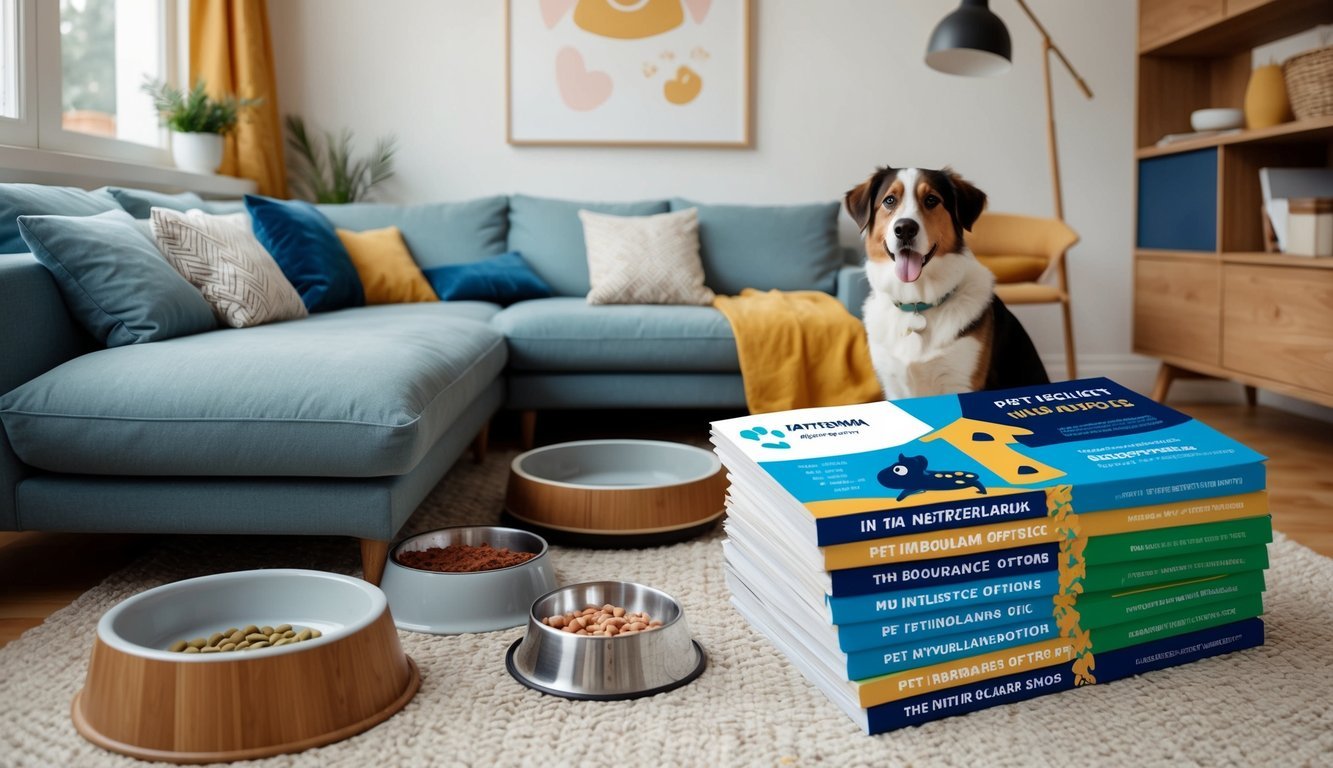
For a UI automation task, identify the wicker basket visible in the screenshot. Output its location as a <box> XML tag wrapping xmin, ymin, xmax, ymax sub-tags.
<box><xmin>1283</xmin><ymin>45</ymin><xmax>1333</xmax><ymax>120</ymax></box>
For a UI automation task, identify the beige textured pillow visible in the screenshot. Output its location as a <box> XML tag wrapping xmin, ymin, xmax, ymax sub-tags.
<box><xmin>150</xmin><ymin>207</ymin><xmax>307</xmax><ymax>328</ymax></box>
<box><xmin>579</xmin><ymin>208</ymin><xmax>715</xmax><ymax>306</ymax></box>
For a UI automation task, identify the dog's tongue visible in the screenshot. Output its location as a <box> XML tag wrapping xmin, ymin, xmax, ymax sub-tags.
<box><xmin>896</xmin><ymin>250</ymin><xmax>924</xmax><ymax>283</ymax></box>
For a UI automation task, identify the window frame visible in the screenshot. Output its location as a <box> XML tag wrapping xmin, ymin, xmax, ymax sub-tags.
<box><xmin>0</xmin><ymin>0</ymin><xmax>38</xmax><ymax>147</ymax></box>
<box><xmin>34</xmin><ymin>0</ymin><xmax>177</xmax><ymax>167</ymax></box>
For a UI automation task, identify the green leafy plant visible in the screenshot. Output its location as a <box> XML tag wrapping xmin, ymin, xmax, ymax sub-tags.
<box><xmin>141</xmin><ymin>77</ymin><xmax>261</xmax><ymax>134</ymax></box>
<box><xmin>284</xmin><ymin>115</ymin><xmax>397</xmax><ymax>204</ymax></box>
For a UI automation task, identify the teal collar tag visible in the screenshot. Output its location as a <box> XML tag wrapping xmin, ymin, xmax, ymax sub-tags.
<box><xmin>894</xmin><ymin>289</ymin><xmax>955</xmax><ymax>313</ymax></box>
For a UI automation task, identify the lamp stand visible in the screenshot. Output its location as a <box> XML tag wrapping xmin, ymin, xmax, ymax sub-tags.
<box><xmin>1014</xmin><ymin>0</ymin><xmax>1093</xmax><ymax>222</ymax></box>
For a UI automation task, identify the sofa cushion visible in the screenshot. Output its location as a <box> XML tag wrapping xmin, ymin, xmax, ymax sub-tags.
<box><xmin>0</xmin><ymin>304</ymin><xmax>507</xmax><ymax>477</ymax></box>
<box><xmin>424</xmin><ymin>251</ymin><xmax>553</xmax><ymax>306</ymax></box>
<box><xmin>150</xmin><ymin>208</ymin><xmax>308</xmax><ymax>328</ymax></box>
<box><xmin>669</xmin><ymin>198</ymin><xmax>841</xmax><ymax>295</ymax></box>
<box><xmin>247</xmin><ymin>194</ymin><xmax>365</xmax><ymax>312</ymax></box>
<box><xmin>318</xmin><ymin>196</ymin><xmax>509</xmax><ymax>269</ymax></box>
<box><xmin>0</xmin><ymin>183</ymin><xmax>121</xmax><ymax>253</ymax></box>
<box><xmin>491</xmin><ymin>297</ymin><xmax>738</xmax><ymax>372</ymax></box>
<box><xmin>18</xmin><ymin>210</ymin><xmax>218</xmax><ymax>346</ymax></box>
<box><xmin>336</xmin><ymin>225</ymin><xmax>439</xmax><ymax>304</ymax></box>
<box><xmin>507</xmin><ymin>194</ymin><xmax>669</xmax><ymax>297</ymax></box>
<box><xmin>102</xmin><ymin>187</ymin><xmax>205</xmax><ymax>218</ymax></box>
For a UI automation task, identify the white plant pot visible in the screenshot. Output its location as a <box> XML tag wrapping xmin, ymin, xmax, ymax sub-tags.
<box><xmin>171</xmin><ymin>132</ymin><xmax>224</xmax><ymax>175</ymax></box>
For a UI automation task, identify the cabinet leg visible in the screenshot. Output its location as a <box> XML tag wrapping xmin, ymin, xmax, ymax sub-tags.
<box><xmin>1151</xmin><ymin>363</ymin><xmax>1176</xmax><ymax>403</ymax></box>
<box><xmin>1060</xmin><ymin>299</ymin><xmax>1077</xmax><ymax>380</ymax></box>
<box><xmin>360</xmin><ymin>538</ymin><xmax>389</xmax><ymax>586</ymax></box>
<box><xmin>471</xmin><ymin>420</ymin><xmax>489</xmax><ymax>464</ymax></box>
<box><xmin>1244</xmin><ymin>385</ymin><xmax>1258</xmax><ymax>408</ymax></box>
<box><xmin>520</xmin><ymin>410</ymin><xmax>537</xmax><ymax>451</ymax></box>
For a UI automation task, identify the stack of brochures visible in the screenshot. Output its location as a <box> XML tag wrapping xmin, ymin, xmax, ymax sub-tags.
<box><xmin>712</xmin><ymin>378</ymin><xmax>1270</xmax><ymax>734</ymax></box>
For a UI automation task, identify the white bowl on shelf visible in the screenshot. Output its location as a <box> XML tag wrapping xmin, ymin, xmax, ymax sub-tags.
<box><xmin>1190</xmin><ymin>108</ymin><xmax>1244</xmax><ymax>131</ymax></box>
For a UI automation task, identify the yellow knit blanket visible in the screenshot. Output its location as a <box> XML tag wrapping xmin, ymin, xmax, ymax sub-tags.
<box><xmin>713</xmin><ymin>289</ymin><xmax>883</xmax><ymax>414</ymax></box>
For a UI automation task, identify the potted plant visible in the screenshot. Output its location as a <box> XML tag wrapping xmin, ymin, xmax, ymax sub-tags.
<box><xmin>142</xmin><ymin>78</ymin><xmax>262</xmax><ymax>174</ymax></box>
<box><xmin>284</xmin><ymin>115</ymin><xmax>397</xmax><ymax>203</ymax></box>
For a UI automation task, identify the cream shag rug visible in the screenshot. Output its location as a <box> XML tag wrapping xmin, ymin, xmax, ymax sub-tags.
<box><xmin>3</xmin><ymin>451</ymin><xmax>1331</xmax><ymax>768</ymax></box>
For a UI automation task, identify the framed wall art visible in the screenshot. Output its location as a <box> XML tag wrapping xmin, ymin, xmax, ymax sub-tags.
<box><xmin>506</xmin><ymin>0</ymin><xmax>753</xmax><ymax>147</ymax></box>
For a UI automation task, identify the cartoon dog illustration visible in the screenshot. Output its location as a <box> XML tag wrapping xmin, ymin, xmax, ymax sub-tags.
<box><xmin>877</xmin><ymin>454</ymin><xmax>986</xmax><ymax>501</ymax></box>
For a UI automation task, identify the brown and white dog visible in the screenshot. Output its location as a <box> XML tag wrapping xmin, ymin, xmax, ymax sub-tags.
<box><xmin>844</xmin><ymin>166</ymin><xmax>1049</xmax><ymax>400</ymax></box>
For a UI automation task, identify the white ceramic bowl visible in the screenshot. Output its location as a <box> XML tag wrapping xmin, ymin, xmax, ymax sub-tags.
<box><xmin>1190</xmin><ymin>108</ymin><xmax>1244</xmax><ymax>131</ymax></box>
<box><xmin>380</xmin><ymin>525</ymin><xmax>558</xmax><ymax>634</ymax></box>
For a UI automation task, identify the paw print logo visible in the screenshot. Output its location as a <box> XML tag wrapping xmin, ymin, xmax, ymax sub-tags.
<box><xmin>739</xmin><ymin>426</ymin><xmax>790</xmax><ymax>450</ymax></box>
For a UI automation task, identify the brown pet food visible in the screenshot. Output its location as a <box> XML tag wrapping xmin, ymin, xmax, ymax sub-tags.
<box><xmin>541</xmin><ymin>604</ymin><xmax>664</xmax><ymax>636</ymax></box>
<box><xmin>168</xmin><ymin>624</ymin><xmax>321</xmax><ymax>653</ymax></box>
<box><xmin>395</xmin><ymin>543</ymin><xmax>536</xmax><ymax>572</ymax></box>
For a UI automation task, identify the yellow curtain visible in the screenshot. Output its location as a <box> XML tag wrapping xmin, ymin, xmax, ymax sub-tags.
<box><xmin>189</xmin><ymin>0</ymin><xmax>286</xmax><ymax>197</ymax></box>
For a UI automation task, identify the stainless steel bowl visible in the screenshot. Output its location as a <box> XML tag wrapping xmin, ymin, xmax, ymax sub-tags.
<box><xmin>506</xmin><ymin>581</ymin><xmax>707</xmax><ymax>700</ymax></box>
<box><xmin>380</xmin><ymin>526</ymin><xmax>557</xmax><ymax>634</ymax></box>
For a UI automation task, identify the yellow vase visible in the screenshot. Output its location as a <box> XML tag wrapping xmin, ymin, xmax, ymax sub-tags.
<box><xmin>1244</xmin><ymin>64</ymin><xmax>1293</xmax><ymax>130</ymax></box>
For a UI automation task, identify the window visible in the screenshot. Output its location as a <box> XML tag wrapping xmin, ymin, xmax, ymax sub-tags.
<box><xmin>1</xmin><ymin>0</ymin><xmax>17</xmax><ymax>119</ymax></box>
<box><xmin>58</xmin><ymin>0</ymin><xmax>165</xmax><ymax>148</ymax></box>
<box><xmin>2</xmin><ymin>0</ymin><xmax>179</xmax><ymax>165</ymax></box>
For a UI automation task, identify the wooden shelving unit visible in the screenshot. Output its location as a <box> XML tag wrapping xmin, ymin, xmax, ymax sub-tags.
<box><xmin>1134</xmin><ymin>0</ymin><xmax>1333</xmax><ymax>407</ymax></box>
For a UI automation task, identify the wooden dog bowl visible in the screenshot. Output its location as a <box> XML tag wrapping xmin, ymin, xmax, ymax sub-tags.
<box><xmin>505</xmin><ymin>440</ymin><xmax>726</xmax><ymax>546</ymax></box>
<box><xmin>71</xmin><ymin>569</ymin><xmax>419</xmax><ymax>764</ymax></box>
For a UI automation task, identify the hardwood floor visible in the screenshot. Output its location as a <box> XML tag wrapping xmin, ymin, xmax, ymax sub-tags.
<box><xmin>1</xmin><ymin>402</ymin><xmax>1328</xmax><ymax>650</ymax></box>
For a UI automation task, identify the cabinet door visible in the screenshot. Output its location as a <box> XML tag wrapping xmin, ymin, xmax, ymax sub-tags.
<box><xmin>1223</xmin><ymin>265</ymin><xmax>1333</xmax><ymax>396</ymax></box>
<box><xmin>1134</xmin><ymin>256</ymin><xmax>1221</xmax><ymax>364</ymax></box>
<box><xmin>1139</xmin><ymin>0</ymin><xmax>1225</xmax><ymax>49</ymax></box>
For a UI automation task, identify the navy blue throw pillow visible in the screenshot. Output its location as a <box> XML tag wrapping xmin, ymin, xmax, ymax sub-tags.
<box><xmin>423</xmin><ymin>251</ymin><xmax>554</xmax><ymax>306</ymax></box>
<box><xmin>245</xmin><ymin>194</ymin><xmax>364</xmax><ymax>312</ymax></box>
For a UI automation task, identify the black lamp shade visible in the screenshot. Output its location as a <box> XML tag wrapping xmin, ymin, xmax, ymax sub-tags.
<box><xmin>925</xmin><ymin>0</ymin><xmax>1013</xmax><ymax>77</ymax></box>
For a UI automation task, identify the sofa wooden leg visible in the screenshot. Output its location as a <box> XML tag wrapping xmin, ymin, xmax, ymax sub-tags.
<box><xmin>471</xmin><ymin>420</ymin><xmax>489</xmax><ymax>464</ymax></box>
<box><xmin>360</xmin><ymin>538</ymin><xmax>389</xmax><ymax>586</ymax></box>
<box><xmin>520</xmin><ymin>410</ymin><xmax>537</xmax><ymax>451</ymax></box>
<box><xmin>1244</xmin><ymin>385</ymin><xmax>1258</xmax><ymax>408</ymax></box>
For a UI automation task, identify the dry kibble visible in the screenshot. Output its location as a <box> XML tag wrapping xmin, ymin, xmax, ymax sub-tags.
<box><xmin>541</xmin><ymin>605</ymin><xmax>662</xmax><ymax>636</ymax></box>
<box><xmin>168</xmin><ymin>624</ymin><xmax>319</xmax><ymax>653</ymax></box>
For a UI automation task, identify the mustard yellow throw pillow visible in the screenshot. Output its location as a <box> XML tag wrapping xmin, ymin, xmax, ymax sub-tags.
<box><xmin>335</xmin><ymin>226</ymin><xmax>438</xmax><ymax>304</ymax></box>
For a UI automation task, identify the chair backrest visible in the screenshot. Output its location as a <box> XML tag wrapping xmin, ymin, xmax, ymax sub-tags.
<box><xmin>967</xmin><ymin>212</ymin><xmax>1079</xmax><ymax>284</ymax></box>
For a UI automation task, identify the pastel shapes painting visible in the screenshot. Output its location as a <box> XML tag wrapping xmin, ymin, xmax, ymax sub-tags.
<box><xmin>663</xmin><ymin>65</ymin><xmax>702</xmax><ymax>105</ymax></box>
<box><xmin>573</xmin><ymin>0</ymin><xmax>685</xmax><ymax>40</ymax></box>
<box><xmin>555</xmin><ymin>47</ymin><xmax>613</xmax><ymax>111</ymax></box>
<box><xmin>683</xmin><ymin>0</ymin><xmax>712</xmax><ymax>23</ymax></box>
<box><xmin>539</xmin><ymin>0</ymin><xmax>577</xmax><ymax>28</ymax></box>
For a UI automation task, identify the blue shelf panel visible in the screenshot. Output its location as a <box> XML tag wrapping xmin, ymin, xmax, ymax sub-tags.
<box><xmin>1137</xmin><ymin>148</ymin><xmax>1218</xmax><ymax>252</ymax></box>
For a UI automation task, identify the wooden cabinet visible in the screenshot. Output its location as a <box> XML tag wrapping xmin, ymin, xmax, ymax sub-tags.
<box><xmin>1134</xmin><ymin>0</ymin><xmax>1333</xmax><ymax>407</ymax></box>
<box><xmin>1135</xmin><ymin>256</ymin><xmax>1221</xmax><ymax>364</ymax></box>
<box><xmin>1223</xmin><ymin>265</ymin><xmax>1333</xmax><ymax>395</ymax></box>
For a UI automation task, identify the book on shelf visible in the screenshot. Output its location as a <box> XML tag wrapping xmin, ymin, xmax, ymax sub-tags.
<box><xmin>711</xmin><ymin>378</ymin><xmax>1266</xmax><ymax>550</ymax></box>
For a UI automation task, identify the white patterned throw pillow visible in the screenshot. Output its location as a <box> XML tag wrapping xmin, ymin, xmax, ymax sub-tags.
<box><xmin>150</xmin><ymin>207</ymin><xmax>307</xmax><ymax>328</ymax></box>
<box><xmin>579</xmin><ymin>208</ymin><xmax>715</xmax><ymax>306</ymax></box>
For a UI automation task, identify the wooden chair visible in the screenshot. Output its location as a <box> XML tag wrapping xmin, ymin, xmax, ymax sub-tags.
<box><xmin>967</xmin><ymin>212</ymin><xmax>1080</xmax><ymax>380</ymax></box>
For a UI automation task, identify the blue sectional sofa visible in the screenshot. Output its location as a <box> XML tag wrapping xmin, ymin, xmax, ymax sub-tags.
<box><xmin>0</xmin><ymin>186</ymin><xmax>871</xmax><ymax>582</ymax></box>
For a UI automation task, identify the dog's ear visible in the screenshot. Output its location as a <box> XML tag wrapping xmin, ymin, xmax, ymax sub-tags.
<box><xmin>945</xmin><ymin>169</ymin><xmax>987</xmax><ymax>232</ymax></box>
<box><xmin>845</xmin><ymin>167</ymin><xmax>893</xmax><ymax>233</ymax></box>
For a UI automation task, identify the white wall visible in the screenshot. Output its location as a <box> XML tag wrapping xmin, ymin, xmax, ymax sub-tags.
<box><xmin>270</xmin><ymin>0</ymin><xmax>1137</xmax><ymax>374</ymax></box>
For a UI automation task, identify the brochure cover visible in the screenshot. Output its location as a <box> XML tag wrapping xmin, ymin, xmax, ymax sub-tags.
<box><xmin>711</xmin><ymin>378</ymin><xmax>1266</xmax><ymax>547</ymax></box>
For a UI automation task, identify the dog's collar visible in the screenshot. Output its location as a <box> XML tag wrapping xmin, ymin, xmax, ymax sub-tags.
<box><xmin>893</xmin><ymin>288</ymin><xmax>955</xmax><ymax>313</ymax></box>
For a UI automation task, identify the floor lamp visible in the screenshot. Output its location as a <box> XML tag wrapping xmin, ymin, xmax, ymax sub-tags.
<box><xmin>924</xmin><ymin>0</ymin><xmax>1093</xmax><ymax>221</ymax></box>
